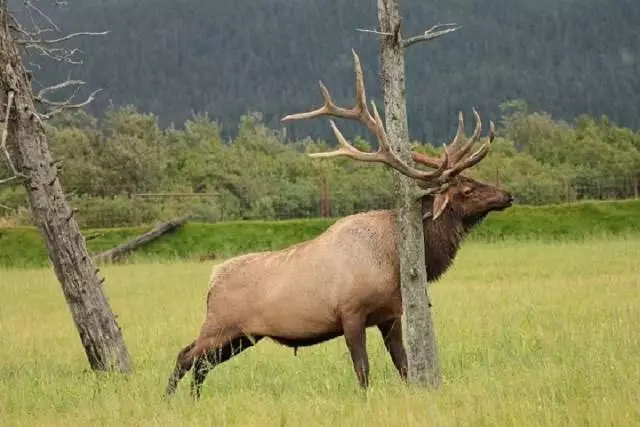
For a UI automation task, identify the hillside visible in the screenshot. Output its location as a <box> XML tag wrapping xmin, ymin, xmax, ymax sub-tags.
<box><xmin>20</xmin><ymin>0</ymin><xmax>640</xmax><ymax>142</ymax></box>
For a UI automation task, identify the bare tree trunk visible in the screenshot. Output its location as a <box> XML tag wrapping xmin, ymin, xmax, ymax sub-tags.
<box><xmin>0</xmin><ymin>4</ymin><xmax>131</xmax><ymax>373</ymax></box>
<box><xmin>377</xmin><ymin>0</ymin><xmax>442</xmax><ymax>388</ymax></box>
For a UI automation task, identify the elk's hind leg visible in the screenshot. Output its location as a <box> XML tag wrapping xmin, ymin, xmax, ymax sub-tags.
<box><xmin>191</xmin><ymin>335</ymin><xmax>262</xmax><ymax>399</ymax></box>
<box><xmin>165</xmin><ymin>341</ymin><xmax>196</xmax><ymax>397</ymax></box>
<box><xmin>165</xmin><ymin>329</ymin><xmax>237</xmax><ymax>397</ymax></box>
<box><xmin>378</xmin><ymin>318</ymin><xmax>407</xmax><ymax>380</ymax></box>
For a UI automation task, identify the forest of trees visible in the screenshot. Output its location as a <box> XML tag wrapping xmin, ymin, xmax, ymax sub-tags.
<box><xmin>1</xmin><ymin>102</ymin><xmax>639</xmax><ymax>227</ymax></box>
<box><xmin>26</xmin><ymin>0</ymin><xmax>640</xmax><ymax>144</ymax></box>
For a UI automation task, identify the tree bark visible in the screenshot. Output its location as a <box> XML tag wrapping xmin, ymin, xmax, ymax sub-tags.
<box><xmin>377</xmin><ymin>0</ymin><xmax>442</xmax><ymax>388</ymax></box>
<box><xmin>0</xmin><ymin>4</ymin><xmax>131</xmax><ymax>373</ymax></box>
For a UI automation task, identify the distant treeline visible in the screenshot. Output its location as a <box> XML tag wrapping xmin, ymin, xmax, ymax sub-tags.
<box><xmin>1</xmin><ymin>100</ymin><xmax>639</xmax><ymax>228</ymax></box>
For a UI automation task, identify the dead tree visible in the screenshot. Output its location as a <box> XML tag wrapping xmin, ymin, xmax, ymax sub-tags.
<box><xmin>355</xmin><ymin>1</ymin><xmax>461</xmax><ymax>388</ymax></box>
<box><xmin>94</xmin><ymin>215</ymin><xmax>190</xmax><ymax>264</ymax></box>
<box><xmin>0</xmin><ymin>1</ymin><xmax>131</xmax><ymax>373</ymax></box>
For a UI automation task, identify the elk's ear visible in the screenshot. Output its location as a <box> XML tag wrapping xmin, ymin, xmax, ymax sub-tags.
<box><xmin>432</xmin><ymin>193</ymin><xmax>450</xmax><ymax>220</ymax></box>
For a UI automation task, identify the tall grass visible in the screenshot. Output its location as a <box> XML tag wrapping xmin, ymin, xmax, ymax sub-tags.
<box><xmin>1</xmin><ymin>237</ymin><xmax>639</xmax><ymax>426</ymax></box>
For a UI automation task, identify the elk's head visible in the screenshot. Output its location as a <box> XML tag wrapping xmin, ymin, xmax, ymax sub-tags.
<box><xmin>281</xmin><ymin>50</ymin><xmax>513</xmax><ymax>224</ymax></box>
<box><xmin>419</xmin><ymin>174</ymin><xmax>513</xmax><ymax>231</ymax></box>
<box><xmin>411</xmin><ymin>111</ymin><xmax>514</xmax><ymax>230</ymax></box>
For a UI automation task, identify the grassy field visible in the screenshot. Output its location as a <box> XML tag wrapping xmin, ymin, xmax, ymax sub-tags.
<box><xmin>3</xmin><ymin>199</ymin><xmax>640</xmax><ymax>268</ymax></box>
<box><xmin>1</xmin><ymin>236</ymin><xmax>639</xmax><ymax>426</ymax></box>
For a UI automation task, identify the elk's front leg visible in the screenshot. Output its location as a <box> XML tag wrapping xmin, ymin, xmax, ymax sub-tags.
<box><xmin>378</xmin><ymin>318</ymin><xmax>408</xmax><ymax>380</ymax></box>
<box><xmin>342</xmin><ymin>316</ymin><xmax>369</xmax><ymax>388</ymax></box>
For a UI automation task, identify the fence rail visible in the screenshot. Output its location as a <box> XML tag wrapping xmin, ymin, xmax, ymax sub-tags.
<box><xmin>1</xmin><ymin>174</ymin><xmax>638</xmax><ymax>228</ymax></box>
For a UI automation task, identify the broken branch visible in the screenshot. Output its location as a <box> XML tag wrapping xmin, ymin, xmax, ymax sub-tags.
<box><xmin>93</xmin><ymin>215</ymin><xmax>191</xmax><ymax>264</ymax></box>
<box><xmin>36</xmin><ymin>79</ymin><xmax>85</xmax><ymax>100</ymax></box>
<box><xmin>23</xmin><ymin>43</ymin><xmax>84</xmax><ymax>65</ymax></box>
<box><xmin>355</xmin><ymin>28</ymin><xmax>394</xmax><ymax>37</ymax></box>
<box><xmin>9</xmin><ymin>2</ymin><xmax>108</xmax><ymax>68</ymax></box>
<box><xmin>1</xmin><ymin>91</ymin><xmax>26</xmax><ymax>185</ymax></box>
<box><xmin>16</xmin><ymin>31</ymin><xmax>109</xmax><ymax>46</ymax></box>
<box><xmin>24</xmin><ymin>0</ymin><xmax>61</xmax><ymax>33</ymax></box>
<box><xmin>39</xmin><ymin>88</ymin><xmax>102</xmax><ymax>119</ymax></box>
<box><xmin>403</xmin><ymin>23</ymin><xmax>461</xmax><ymax>48</ymax></box>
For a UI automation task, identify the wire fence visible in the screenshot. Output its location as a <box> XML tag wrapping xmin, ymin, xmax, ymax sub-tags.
<box><xmin>2</xmin><ymin>174</ymin><xmax>639</xmax><ymax>228</ymax></box>
<box><xmin>167</xmin><ymin>174</ymin><xmax>640</xmax><ymax>221</ymax></box>
<box><xmin>97</xmin><ymin>175</ymin><xmax>640</xmax><ymax>226</ymax></box>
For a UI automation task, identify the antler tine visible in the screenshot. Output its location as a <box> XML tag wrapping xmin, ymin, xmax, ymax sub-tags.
<box><xmin>281</xmin><ymin>80</ymin><xmax>351</xmax><ymax>122</ymax></box>
<box><xmin>410</xmin><ymin>110</ymin><xmax>463</xmax><ymax>170</ymax></box>
<box><xmin>444</xmin><ymin>120</ymin><xmax>495</xmax><ymax>178</ymax></box>
<box><xmin>312</xmin><ymin>117</ymin><xmax>448</xmax><ymax>181</ymax></box>
<box><xmin>412</xmin><ymin>151</ymin><xmax>443</xmax><ymax>168</ymax></box>
<box><xmin>369</xmin><ymin>100</ymin><xmax>393</xmax><ymax>153</ymax></box>
<box><xmin>448</xmin><ymin>111</ymin><xmax>465</xmax><ymax>152</ymax></box>
<box><xmin>449</xmin><ymin>108</ymin><xmax>482</xmax><ymax>165</ymax></box>
<box><xmin>283</xmin><ymin>49</ymin><xmax>450</xmax><ymax>182</ymax></box>
<box><xmin>369</xmin><ymin>100</ymin><xmax>449</xmax><ymax>180</ymax></box>
<box><xmin>282</xmin><ymin>50</ymin><xmax>375</xmax><ymax>127</ymax></box>
<box><xmin>351</xmin><ymin>49</ymin><xmax>379</xmax><ymax>133</ymax></box>
<box><xmin>308</xmin><ymin>120</ymin><xmax>364</xmax><ymax>159</ymax></box>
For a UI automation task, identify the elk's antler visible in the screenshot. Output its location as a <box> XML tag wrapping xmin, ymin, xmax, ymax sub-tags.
<box><xmin>282</xmin><ymin>50</ymin><xmax>448</xmax><ymax>182</ymax></box>
<box><xmin>282</xmin><ymin>49</ymin><xmax>493</xmax><ymax>186</ymax></box>
<box><xmin>412</xmin><ymin>109</ymin><xmax>495</xmax><ymax>180</ymax></box>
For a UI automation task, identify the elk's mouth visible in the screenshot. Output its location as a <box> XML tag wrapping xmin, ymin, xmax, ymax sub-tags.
<box><xmin>492</xmin><ymin>194</ymin><xmax>515</xmax><ymax>211</ymax></box>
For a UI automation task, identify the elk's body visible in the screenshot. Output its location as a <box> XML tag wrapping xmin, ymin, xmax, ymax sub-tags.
<box><xmin>165</xmin><ymin>51</ymin><xmax>513</xmax><ymax>398</ymax></box>
<box><xmin>205</xmin><ymin>211</ymin><xmax>401</xmax><ymax>345</ymax></box>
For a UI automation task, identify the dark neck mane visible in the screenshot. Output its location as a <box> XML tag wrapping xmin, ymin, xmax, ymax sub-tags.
<box><xmin>423</xmin><ymin>214</ymin><xmax>468</xmax><ymax>282</ymax></box>
<box><xmin>420</xmin><ymin>195</ymin><xmax>490</xmax><ymax>282</ymax></box>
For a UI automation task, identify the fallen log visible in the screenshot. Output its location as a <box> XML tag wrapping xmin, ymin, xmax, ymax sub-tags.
<box><xmin>93</xmin><ymin>215</ymin><xmax>190</xmax><ymax>264</ymax></box>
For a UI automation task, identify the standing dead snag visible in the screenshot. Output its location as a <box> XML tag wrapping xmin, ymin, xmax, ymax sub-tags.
<box><xmin>374</xmin><ymin>0</ymin><xmax>460</xmax><ymax>388</ymax></box>
<box><xmin>0</xmin><ymin>1</ymin><xmax>131</xmax><ymax>373</ymax></box>
<box><xmin>165</xmin><ymin>50</ymin><xmax>512</xmax><ymax>399</ymax></box>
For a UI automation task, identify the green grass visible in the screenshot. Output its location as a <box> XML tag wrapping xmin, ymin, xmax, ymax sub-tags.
<box><xmin>474</xmin><ymin>198</ymin><xmax>640</xmax><ymax>240</ymax></box>
<box><xmin>1</xmin><ymin>236</ymin><xmax>639</xmax><ymax>426</ymax></box>
<box><xmin>2</xmin><ymin>199</ymin><xmax>640</xmax><ymax>268</ymax></box>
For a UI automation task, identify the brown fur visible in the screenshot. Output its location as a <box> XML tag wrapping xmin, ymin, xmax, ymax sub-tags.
<box><xmin>165</xmin><ymin>174</ymin><xmax>513</xmax><ymax>398</ymax></box>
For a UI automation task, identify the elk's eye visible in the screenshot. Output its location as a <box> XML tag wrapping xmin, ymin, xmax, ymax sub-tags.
<box><xmin>462</xmin><ymin>187</ymin><xmax>473</xmax><ymax>196</ymax></box>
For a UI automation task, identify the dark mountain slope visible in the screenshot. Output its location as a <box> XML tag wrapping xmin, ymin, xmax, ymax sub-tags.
<box><xmin>32</xmin><ymin>0</ymin><xmax>640</xmax><ymax>143</ymax></box>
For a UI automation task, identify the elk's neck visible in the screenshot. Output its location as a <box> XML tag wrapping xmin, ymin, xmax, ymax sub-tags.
<box><xmin>422</xmin><ymin>215</ymin><xmax>468</xmax><ymax>282</ymax></box>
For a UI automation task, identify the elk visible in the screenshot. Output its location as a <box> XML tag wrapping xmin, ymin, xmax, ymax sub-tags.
<box><xmin>165</xmin><ymin>51</ymin><xmax>513</xmax><ymax>398</ymax></box>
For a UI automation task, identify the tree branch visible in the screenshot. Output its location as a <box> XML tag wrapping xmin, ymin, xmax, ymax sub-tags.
<box><xmin>355</xmin><ymin>22</ymin><xmax>460</xmax><ymax>48</ymax></box>
<box><xmin>355</xmin><ymin>28</ymin><xmax>394</xmax><ymax>37</ymax></box>
<box><xmin>6</xmin><ymin>2</ymin><xmax>108</xmax><ymax>119</ymax></box>
<box><xmin>38</xmin><ymin>87</ymin><xmax>103</xmax><ymax>119</ymax></box>
<box><xmin>0</xmin><ymin>91</ymin><xmax>26</xmax><ymax>185</ymax></box>
<box><xmin>23</xmin><ymin>43</ymin><xmax>85</xmax><ymax>64</ymax></box>
<box><xmin>9</xmin><ymin>1</ymin><xmax>108</xmax><ymax>66</ymax></box>
<box><xmin>403</xmin><ymin>23</ymin><xmax>461</xmax><ymax>48</ymax></box>
<box><xmin>16</xmin><ymin>31</ymin><xmax>109</xmax><ymax>46</ymax></box>
<box><xmin>27</xmin><ymin>0</ymin><xmax>60</xmax><ymax>29</ymax></box>
<box><xmin>36</xmin><ymin>79</ymin><xmax>85</xmax><ymax>99</ymax></box>
<box><xmin>0</xmin><ymin>175</ymin><xmax>22</xmax><ymax>185</ymax></box>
